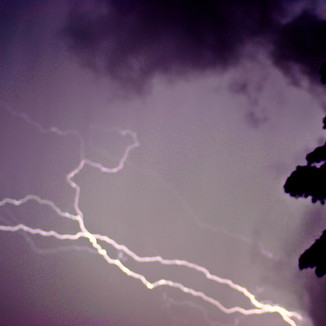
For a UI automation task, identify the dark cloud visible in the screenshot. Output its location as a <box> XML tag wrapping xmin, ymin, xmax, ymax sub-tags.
<box><xmin>245</xmin><ymin>110</ymin><xmax>268</xmax><ymax>128</ymax></box>
<box><xmin>228</xmin><ymin>74</ymin><xmax>265</xmax><ymax>107</ymax></box>
<box><xmin>62</xmin><ymin>0</ymin><xmax>282</xmax><ymax>91</ymax></box>
<box><xmin>0</xmin><ymin>0</ymin><xmax>31</xmax><ymax>38</ymax></box>
<box><xmin>272</xmin><ymin>10</ymin><xmax>326</xmax><ymax>86</ymax></box>
<box><xmin>63</xmin><ymin>0</ymin><xmax>326</xmax><ymax>92</ymax></box>
<box><xmin>0</xmin><ymin>0</ymin><xmax>33</xmax><ymax>64</ymax></box>
<box><xmin>227</xmin><ymin>64</ymin><xmax>270</xmax><ymax>126</ymax></box>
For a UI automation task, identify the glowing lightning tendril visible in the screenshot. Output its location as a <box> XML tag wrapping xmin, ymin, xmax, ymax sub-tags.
<box><xmin>0</xmin><ymin>101</ymin><xmax>303</xmax><ymax>326</ymax></box>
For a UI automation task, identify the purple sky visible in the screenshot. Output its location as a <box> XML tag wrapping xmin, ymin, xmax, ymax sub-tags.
<box><xmin>1</xmin><ymin>1</ymin><xmax>326</xmax><ymax>325</ymax></box>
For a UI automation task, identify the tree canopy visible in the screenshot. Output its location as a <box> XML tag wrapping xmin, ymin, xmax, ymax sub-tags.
<box><xmin>283</xmin><ymin>63</ymin><xmax>326</xmax><ymax>277</ymax></box>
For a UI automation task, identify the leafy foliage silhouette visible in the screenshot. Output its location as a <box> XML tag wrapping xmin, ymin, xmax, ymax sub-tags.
<box><xmin>284</xmin><ymin>63</ymin><xmax>326</xmax><ymax>277</ymax></box>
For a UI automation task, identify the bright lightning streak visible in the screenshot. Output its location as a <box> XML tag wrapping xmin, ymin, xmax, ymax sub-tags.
<box><xmin>0</xmin><ymin>195</ymin><xmax>78</xmax><ymax>221</ymax></box>
<box><xmin>0</xmin><ymin>102</ymin><xmax>304</xmax><ymax>326</ymax></box>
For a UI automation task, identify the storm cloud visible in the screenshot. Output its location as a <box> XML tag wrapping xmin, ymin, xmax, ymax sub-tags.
<box><xmin>63</xmin><ymin>0</ymin><xmax>326</xmax><ymax>92</ymax></box>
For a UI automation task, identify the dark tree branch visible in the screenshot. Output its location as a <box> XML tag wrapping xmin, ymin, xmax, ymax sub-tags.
<box><xmin>284</xmin><ymin>61</ymin><xmax>326</xmax><ymax>277</ymax></box>
<box><xmin>299</xmin><ymin>230</ymin><xmax>326</xmax><ymax>277</ymax></box>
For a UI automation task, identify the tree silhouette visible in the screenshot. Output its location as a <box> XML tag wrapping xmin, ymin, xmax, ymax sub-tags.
<box><xmin>284</xmin><ymin>63</ymin><xmax>326</xmax><ymax>277</ymax></box>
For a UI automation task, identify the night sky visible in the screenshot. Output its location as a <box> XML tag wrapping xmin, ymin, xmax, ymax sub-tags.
<box><xmin>1</xmin><ymin>1</ymin><xmax>326</xmax><ymax>325</ymax></box>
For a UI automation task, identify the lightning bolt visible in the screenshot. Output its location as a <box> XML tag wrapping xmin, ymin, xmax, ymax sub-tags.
<box><xmin>0</xmin><ymin>101</ymin><xmax>304</xmax><ymax>326</ymax></box>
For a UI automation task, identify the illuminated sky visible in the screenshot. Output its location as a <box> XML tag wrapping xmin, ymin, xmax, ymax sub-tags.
<box><xmin>1</xmin><ymin>1</ymin><xmax>326</xmax><ymax>325</ymax></box>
